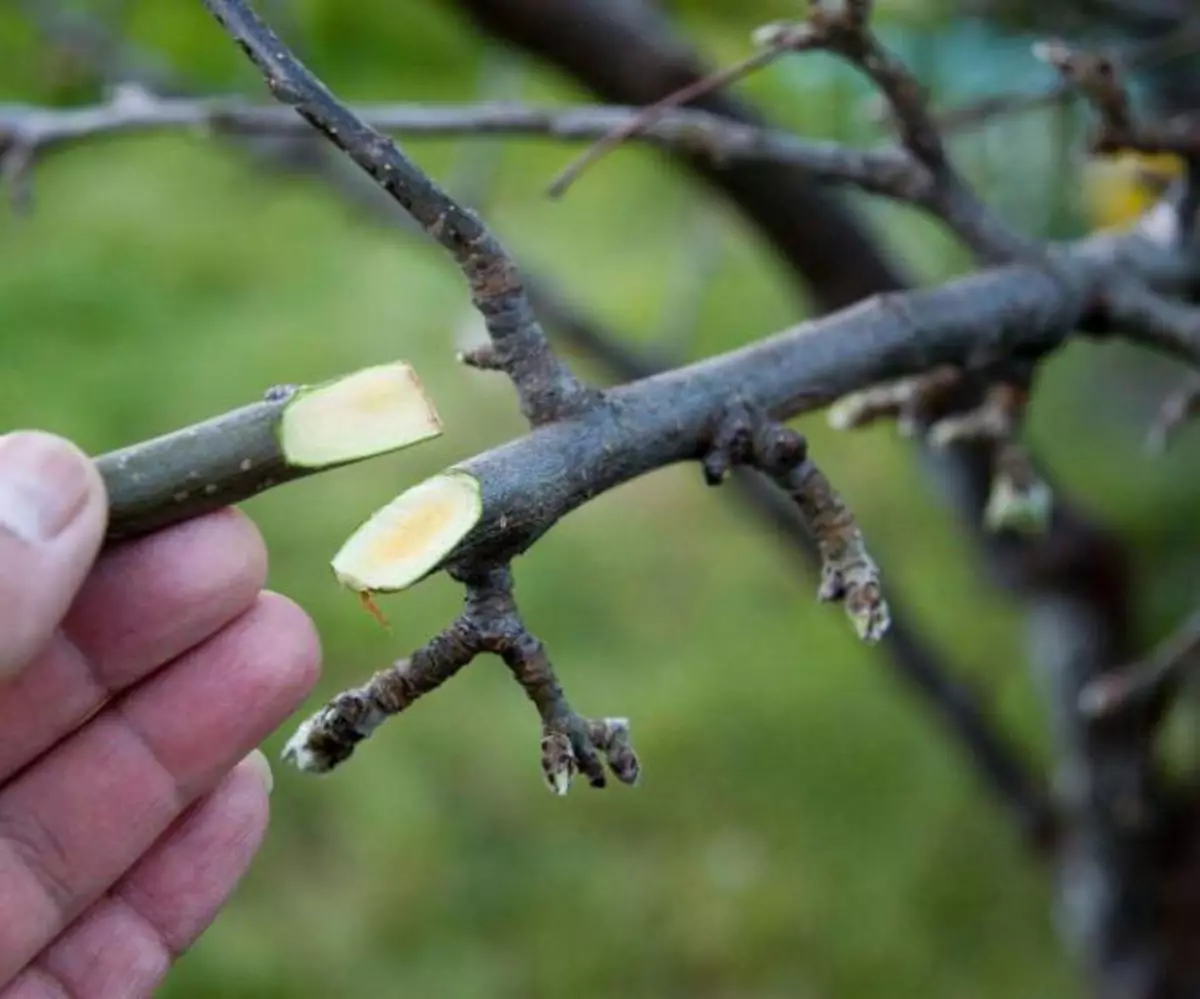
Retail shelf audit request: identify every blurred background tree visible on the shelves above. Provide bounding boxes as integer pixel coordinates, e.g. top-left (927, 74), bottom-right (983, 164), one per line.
top-left (1, 0), bottom-right (1198, 996)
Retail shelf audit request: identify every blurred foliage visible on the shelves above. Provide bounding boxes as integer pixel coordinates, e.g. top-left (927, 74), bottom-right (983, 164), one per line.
top-left (1, 1), bottom-right (1199, 997)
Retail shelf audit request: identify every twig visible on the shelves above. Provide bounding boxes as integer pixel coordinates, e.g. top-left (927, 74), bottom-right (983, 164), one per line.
top-left (284, 565), bottom-right (640, 792)
top-left (1145, 376), bottom-right (1200, 453)
top-left (1080, 608), bottom-right (1200, 720)
top-left (544, 45), bottom-right (785, 199)
top-left (832, 369), bottom-right (1054, 535)
top-left (827, 366), bottom-right (965, 436)
top-left (703, 408), bottom-right (890, 641)
top-left (198, 0), bottom-right (595, 427)
top-left (935, 84), bottom-right (1074, 134)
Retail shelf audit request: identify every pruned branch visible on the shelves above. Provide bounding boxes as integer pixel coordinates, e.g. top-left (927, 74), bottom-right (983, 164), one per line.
top-left (97, 362), bottom-right (442, 543)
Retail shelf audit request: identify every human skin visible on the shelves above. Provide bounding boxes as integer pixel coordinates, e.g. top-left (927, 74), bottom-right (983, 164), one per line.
top-left (0, 431), bottom-right (322, 997)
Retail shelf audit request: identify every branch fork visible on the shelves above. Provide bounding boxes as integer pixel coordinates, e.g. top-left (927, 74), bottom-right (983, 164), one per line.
top-left (284, 565), bottom-right (640, 794)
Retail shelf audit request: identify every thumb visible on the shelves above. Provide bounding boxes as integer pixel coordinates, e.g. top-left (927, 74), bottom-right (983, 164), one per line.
top-left (0, 431), bottom-right (107, 679)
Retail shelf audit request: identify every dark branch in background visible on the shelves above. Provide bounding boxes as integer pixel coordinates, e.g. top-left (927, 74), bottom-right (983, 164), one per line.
top-left (549, 0), bottom-right (1038, 264)
top-left (199, 0), bottom-right (593, 428)
top-left (451, 0), bottom-right (910, 311)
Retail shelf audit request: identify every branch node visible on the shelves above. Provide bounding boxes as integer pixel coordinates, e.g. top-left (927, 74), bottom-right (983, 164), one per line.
top-left (457, 344), bottom-right (504, 371)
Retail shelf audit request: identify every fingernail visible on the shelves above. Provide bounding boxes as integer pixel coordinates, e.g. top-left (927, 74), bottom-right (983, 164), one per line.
top-left (242, 748), bottom-right (274, 795)
top-left (0, 433), bottom-right (92, 544)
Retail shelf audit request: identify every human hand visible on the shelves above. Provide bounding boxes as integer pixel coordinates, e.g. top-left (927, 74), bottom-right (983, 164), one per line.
top-left (0, 431), bottom-right (322, 997)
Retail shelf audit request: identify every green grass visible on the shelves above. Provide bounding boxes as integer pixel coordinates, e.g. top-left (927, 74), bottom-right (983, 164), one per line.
top-left (4, 4), bottom-right (1199, 996)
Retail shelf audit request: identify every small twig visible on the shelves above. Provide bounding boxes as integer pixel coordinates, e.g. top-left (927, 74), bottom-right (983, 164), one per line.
top-left (547, 0), bottom-right (1037, 263)
top-left (827, 366), bottom-right (964, 436)
top-left (199, 0), bottom-right (596, 427)
top-left (284, 565), bottom-right (639, 792)
top-left (1145, 376), bottom-right (1200, 453)
top-left (926, 381), bottom-right (1053, 536)
top-left (983, 440), bottom-right (1054, 536)
top-left (705, 410), bottom-right (890, 643)
top-left (544, 44), bottom-right (785, 199)
top-left (1080, 607), bottom-right (1200, 721)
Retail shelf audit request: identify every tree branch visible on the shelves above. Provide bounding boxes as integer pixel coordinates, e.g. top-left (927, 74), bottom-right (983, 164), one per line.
top-left (0, 94), bottom-right (941, 219)
top-left (529, 277), bottom-right (1057, 847)
top-left (196, 0), bottom-right (594, 428)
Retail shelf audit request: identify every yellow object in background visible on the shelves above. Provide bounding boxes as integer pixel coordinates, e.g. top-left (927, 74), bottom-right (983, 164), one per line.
top-left (1082, 150), bottom-right (1184, 231)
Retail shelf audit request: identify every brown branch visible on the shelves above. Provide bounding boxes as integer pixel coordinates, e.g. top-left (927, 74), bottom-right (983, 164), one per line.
top-left (197, 0), bottom-right (595, 428)
top-left (1080, 608), bottom-right (1200, 722)
top-left (703, 409), bottom-right (890, 641)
